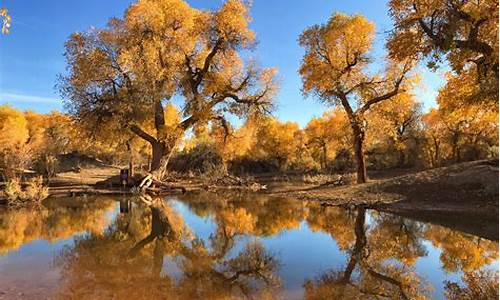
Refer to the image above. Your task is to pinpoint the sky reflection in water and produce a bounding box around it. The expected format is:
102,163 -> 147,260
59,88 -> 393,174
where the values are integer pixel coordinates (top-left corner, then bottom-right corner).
0,195 -> 497,299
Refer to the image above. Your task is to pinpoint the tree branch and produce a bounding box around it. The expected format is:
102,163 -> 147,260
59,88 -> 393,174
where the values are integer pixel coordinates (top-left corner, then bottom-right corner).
130,124 -> 157,145
366,268 -> 410,300
359,62 -> 411,114
154,100 -> 165,132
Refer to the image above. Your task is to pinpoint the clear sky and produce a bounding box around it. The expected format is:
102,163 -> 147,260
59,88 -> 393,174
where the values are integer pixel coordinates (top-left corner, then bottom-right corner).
0,0 -> 445,127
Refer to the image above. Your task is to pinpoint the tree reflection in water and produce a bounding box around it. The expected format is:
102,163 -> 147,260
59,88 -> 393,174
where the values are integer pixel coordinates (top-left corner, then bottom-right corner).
38,195 -> 498,299
0,197 -> 115,255
304,204 -> 499,300
305,207 -> 429,299
54,195 -> 282,299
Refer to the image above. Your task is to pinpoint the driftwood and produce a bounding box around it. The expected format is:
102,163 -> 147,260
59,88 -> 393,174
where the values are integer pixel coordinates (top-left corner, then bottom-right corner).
318,175 -> 345,187
136,173 -> 266,194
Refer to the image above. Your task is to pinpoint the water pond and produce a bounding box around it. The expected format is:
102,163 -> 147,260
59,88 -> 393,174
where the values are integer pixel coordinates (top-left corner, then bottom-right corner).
0,195 -> 497,299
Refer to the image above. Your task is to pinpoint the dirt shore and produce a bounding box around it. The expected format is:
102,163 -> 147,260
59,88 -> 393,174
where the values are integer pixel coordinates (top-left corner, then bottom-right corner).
273,159 -> 498,239
4,159 -> 497,238
32,160 -> 500,216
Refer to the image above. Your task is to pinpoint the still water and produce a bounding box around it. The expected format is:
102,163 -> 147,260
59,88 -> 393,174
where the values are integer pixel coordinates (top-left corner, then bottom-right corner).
0,195 -> 498,299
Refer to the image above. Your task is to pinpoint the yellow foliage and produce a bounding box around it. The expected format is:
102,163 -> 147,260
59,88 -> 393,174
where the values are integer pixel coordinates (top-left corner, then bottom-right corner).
0,7 -> 11,34
252,117 -> 301,168
304,109 -> 350,169
387,0 -> 498,101
0,105 -> 29,151
299,13 -> 374,99
0,199 -> 115,254
425,226 -> 498,272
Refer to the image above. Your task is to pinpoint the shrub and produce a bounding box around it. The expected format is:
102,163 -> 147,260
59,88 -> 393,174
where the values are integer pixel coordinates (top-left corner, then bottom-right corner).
228,158 -> 280,175
3,176 -> 49,203
169,143 -> 227,178
24,176 -> 49,202
4,177 -> 22,201
34,154 -> 59,179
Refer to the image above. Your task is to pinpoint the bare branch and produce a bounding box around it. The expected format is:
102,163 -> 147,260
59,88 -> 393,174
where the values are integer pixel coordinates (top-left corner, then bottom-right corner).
130,124 -> 157,145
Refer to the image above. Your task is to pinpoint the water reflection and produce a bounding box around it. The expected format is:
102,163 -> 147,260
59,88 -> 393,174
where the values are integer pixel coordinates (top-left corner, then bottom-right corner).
0,197 -> 115,255
54,196 -> 281,299
0,195 -> 497,299
304,207 -> 429,299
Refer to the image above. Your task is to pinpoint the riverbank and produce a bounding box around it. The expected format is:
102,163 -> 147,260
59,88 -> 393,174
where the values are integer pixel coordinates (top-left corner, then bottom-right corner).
2,160 -> 498,238
275,159 -> 498,215
275,159 -> 498,239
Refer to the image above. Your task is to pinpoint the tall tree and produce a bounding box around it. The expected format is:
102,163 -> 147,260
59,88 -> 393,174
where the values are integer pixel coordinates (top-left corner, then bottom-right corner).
251,117 -> 301,170
299,13 -> 413,183
304,109 -> 350,171
60,0 -> 278,180
387,0 -> 499,102
421,109 -> 447,167
370,92 -> 422,166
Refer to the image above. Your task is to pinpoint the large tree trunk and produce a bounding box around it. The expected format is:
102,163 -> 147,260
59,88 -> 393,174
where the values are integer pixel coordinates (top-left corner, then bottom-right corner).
398,149 -> 406,167
433,138 -> 440,167
352,124 -> 367,184
342,207 -> 366,282
126,140 -> 134,178
149,141 -> 176,180
322,143 -> 328,171
150,141 -> 165,172
130,99 -> 180,182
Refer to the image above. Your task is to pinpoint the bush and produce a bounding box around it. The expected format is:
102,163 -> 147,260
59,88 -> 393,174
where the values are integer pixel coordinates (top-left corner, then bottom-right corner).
34,154 -> 59,179
3,176 -> 49,203
4,177 -> 23,201
24,176 -> 49,202
169,143 -> 227,178
228,158 -> 280,175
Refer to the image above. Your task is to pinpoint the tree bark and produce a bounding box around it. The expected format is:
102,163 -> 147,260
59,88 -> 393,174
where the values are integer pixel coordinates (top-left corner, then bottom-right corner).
150,141 -> 165,172
433,138 -> 440,167
398,149 -> 405,167
322,143 -> 328,171
149,141 -> 177,180
130,99 -> 179,181
126,140 -> 134,178
352,123 -> 367,184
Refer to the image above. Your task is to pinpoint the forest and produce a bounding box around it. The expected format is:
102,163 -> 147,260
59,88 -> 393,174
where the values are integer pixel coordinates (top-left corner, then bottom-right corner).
0,0 -> 498,299
0,1 -> 498,201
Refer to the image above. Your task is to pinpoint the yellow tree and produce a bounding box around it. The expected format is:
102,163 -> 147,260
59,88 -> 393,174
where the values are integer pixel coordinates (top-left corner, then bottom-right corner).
251,117 -> 301,170
24,111 -> 48,157
425,226 -> 498,273
60,0 -> 278,180
387,0 -> 499,102
304,109 -> 350,171
299,13 -> 413,183
421,109 -> 447,167
304,208 -> 430,299
437,106 -> 498,163
214,115 -> 262,163
0,106 -> 30,179
0,105 -> 29,151
445,270 -> 499,300
369,92 -> 422,166
437,72 -> 498,161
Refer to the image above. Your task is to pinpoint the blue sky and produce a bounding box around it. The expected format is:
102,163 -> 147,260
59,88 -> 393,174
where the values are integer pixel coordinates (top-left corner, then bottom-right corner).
0,0 -> 445,127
